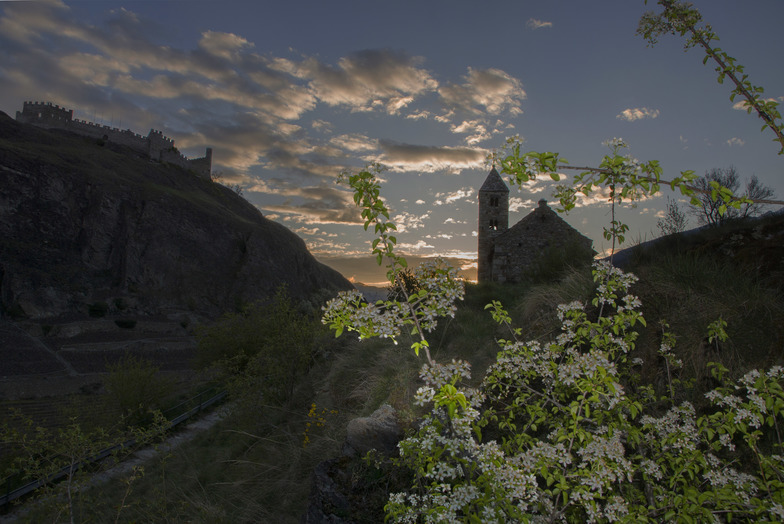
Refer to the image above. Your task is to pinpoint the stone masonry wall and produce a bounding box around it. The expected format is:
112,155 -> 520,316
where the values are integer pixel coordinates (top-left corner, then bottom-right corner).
477,167 -> 510,283
490,200 -> 593,283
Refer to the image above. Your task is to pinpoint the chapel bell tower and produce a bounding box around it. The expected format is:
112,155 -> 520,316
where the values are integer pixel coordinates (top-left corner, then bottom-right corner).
477,166 -> 509,283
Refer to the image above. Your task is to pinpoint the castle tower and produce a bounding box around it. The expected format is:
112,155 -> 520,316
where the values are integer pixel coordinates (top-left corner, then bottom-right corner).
477,166 -> 509,283
16,101 -> 73,127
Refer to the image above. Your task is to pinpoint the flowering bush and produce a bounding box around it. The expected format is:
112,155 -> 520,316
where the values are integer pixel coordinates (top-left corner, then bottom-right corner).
384,262 -> 784,522
324,164 -> 784,522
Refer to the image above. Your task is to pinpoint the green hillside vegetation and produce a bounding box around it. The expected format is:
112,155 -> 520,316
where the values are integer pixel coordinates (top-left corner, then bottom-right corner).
7,213 -> 782,522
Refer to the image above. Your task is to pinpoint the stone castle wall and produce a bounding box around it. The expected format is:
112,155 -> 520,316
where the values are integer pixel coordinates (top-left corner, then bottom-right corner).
15,101 -> 211,178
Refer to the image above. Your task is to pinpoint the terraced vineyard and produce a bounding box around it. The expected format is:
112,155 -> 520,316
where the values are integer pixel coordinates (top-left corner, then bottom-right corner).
0,315 -> 202,429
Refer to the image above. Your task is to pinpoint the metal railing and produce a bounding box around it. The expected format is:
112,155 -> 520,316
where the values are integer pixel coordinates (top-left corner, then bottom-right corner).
1,387 -> 227,508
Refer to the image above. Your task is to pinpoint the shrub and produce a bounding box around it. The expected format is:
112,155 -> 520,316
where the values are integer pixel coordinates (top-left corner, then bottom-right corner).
384,262 -> 784,522
104,353 -> 171,427
197,286 -> 323,405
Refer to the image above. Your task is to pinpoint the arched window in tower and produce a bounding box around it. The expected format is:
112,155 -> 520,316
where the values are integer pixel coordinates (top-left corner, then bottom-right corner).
490,196 -> 499,207
489,219 -> 498,231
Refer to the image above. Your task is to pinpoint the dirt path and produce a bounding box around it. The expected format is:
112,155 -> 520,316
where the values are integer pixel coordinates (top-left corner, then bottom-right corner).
89,404 -> 231,485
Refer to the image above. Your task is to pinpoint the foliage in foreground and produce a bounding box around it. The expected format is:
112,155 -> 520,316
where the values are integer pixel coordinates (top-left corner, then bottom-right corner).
324,161 -> 784,521
383,262 -> 784,522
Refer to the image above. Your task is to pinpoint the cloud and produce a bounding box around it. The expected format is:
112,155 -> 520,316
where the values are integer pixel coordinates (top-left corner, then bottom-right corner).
444,217 -> 466,225
406,110 -> 430,120
617,107 -> 660,122
311,119 -> 332,132
397,240 -> 434,252
526,18 -> 553,30
438,67 -> 526,116
393,211 -> 430,232
450,119 -> 492,144
330,133 -> 378,152
509,197 -> 534,213
294,226 -> 320,236
433,188 -> 475,205
0,4 -> 433,162
272,49 -> 437,113
247,179 -> 360,224
198,30 -> 254,61
0,2 -> 529,230
726,137 -> 745,147
387,95 -> 414,114
377,140 -> 486,173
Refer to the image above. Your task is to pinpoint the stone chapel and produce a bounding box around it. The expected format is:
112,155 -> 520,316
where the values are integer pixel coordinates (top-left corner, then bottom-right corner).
477,167 -> 595,283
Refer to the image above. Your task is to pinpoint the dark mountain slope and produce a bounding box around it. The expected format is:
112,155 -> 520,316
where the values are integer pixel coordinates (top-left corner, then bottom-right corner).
0,111 -> 351,319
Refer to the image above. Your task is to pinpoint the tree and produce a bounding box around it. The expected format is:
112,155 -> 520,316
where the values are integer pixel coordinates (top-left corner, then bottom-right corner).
692,166 -> 775,226
656,196 -> 688,236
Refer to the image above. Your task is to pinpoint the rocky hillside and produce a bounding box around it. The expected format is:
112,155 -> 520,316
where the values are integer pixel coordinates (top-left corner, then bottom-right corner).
0,111 -> 352,320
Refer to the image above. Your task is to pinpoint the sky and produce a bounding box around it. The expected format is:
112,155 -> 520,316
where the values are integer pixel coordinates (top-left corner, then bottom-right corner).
1,0 -> 783,285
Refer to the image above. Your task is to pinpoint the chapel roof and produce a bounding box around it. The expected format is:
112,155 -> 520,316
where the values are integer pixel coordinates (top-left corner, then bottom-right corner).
480,166 -> 509,193
496,199 -> 587,243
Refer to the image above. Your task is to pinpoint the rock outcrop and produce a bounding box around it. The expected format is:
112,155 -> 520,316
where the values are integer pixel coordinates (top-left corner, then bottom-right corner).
0,111 -> 351,319
304,405 -> 404,523
344,404 -> 403,456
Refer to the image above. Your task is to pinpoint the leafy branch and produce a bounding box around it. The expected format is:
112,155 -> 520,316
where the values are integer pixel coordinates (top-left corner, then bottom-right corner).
638,0 -> 784,154
324,164 -> 465,366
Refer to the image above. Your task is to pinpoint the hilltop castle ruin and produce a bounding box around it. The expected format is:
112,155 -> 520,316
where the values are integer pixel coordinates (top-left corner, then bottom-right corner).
15,101 -> 212,178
